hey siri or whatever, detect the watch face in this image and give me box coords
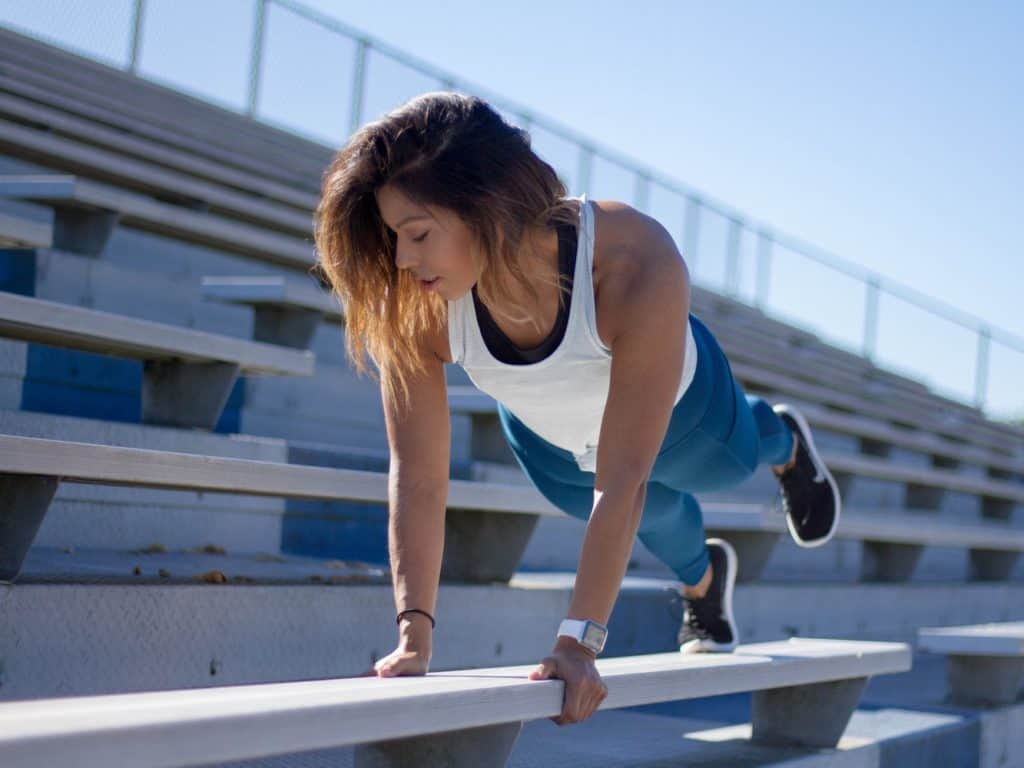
[583,622,607,650]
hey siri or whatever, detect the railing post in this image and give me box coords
[127,0,146,74]
[755,228,772,310]
[725,216,742,297]
[349,38,369,138]
[684,196,701,275]
[576,146,593,196]
[863,275,880,361]
[633,171,651,213]
[975,325,991,411]
[246,0,268,118]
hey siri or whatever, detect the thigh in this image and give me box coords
[649,314,757,490]
[497,401,595,522]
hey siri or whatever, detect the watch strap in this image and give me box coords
[557,618,608,654]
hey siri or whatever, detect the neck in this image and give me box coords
[479,224,562,322]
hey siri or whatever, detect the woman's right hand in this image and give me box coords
[361,643,431,677]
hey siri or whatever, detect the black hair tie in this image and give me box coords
[396,608,435,629]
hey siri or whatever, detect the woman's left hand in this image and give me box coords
[527,639,608,725]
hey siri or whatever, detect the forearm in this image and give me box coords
[388,471,447,646]
[566,485,645,627]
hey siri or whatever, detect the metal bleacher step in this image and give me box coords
[6,550,1024,703]
[0,406,304,554]
[16,645,999,768]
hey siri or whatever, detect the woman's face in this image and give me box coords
[374,183,480,300]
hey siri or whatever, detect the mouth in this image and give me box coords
[420,276,441,287]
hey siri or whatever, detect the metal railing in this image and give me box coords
[2,0,1021,423]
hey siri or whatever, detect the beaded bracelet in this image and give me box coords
[396,608,436,629]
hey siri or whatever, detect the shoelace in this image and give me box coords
[683,590,719,636]
[776,436,816,501]
[667,590,711,635]
[684,602,709,634]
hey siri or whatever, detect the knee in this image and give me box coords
[637,486,702,530]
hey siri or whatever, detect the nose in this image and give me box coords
[394,247,417,273]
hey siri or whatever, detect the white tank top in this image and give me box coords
[447,193,698,472]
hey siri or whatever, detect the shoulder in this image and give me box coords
[590,199,690,346]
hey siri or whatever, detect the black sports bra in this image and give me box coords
[472,221,577,364]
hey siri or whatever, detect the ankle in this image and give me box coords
[772,435,799,475]
[682,562,713,598]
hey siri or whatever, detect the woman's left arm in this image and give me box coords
[528,230,691,726]
[567,234,691,628]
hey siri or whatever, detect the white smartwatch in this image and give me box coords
[557,618,608,655]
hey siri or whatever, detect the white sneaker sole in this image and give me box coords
[772,403,842,548]
[679,537,739,654]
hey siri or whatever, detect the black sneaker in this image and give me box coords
[771,403,841,548]
[675,538,738,654]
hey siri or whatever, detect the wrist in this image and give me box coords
[556,617,607,657]
[398,614,433,645]
[554,634,597,659]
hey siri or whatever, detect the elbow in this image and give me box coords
[595,475,648,513]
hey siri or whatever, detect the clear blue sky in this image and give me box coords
[2,1,1021,418]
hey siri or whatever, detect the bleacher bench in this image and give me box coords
[201,275,344,349]
[3,420,1020,591]
[0,26,330,187]
[0,432,542,583]
[0,93,315,233]
[0,290,314,428]
[0,174,313,267]
[0,636,911,767]
[918,621,1024,706]
[453,386,1024,583]
[0,80,319,211]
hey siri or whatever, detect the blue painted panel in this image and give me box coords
[22,345,142,423]
[21,342,246,428]
[0,249,36,295]
[281,500,388,563]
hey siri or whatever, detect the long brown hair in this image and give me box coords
[314,90,580,417]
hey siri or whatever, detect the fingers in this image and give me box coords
[528,658,556,680]
[528,657,610,725]
[549,681,609,726]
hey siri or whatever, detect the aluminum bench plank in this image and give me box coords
[201,276,344,320]
[697,501,1024,550]
[0,637,910,768]
[0,434,542,511]
[918,622,1024,656]
[0,291,314,376]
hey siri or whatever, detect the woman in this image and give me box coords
[314,91,841,727]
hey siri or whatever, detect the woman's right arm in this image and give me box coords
[371,344,451,675]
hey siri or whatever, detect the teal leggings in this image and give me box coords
[497,313,795,586]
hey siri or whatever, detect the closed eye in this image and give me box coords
[413,231,429,243]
